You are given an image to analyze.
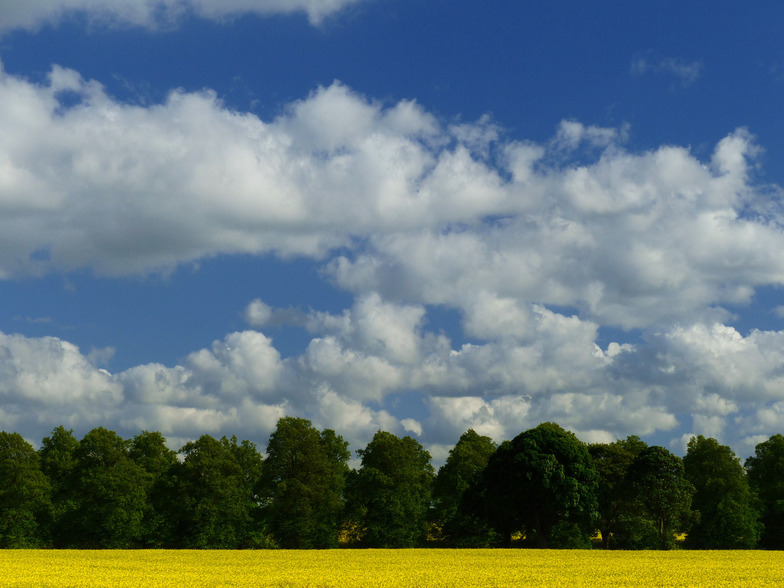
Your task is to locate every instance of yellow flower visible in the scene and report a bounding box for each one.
[2,549,783,587]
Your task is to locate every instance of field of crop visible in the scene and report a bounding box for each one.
[1,549,782,587]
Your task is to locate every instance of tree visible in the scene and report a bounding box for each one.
[351,431,434,547]
[259,417,350,548]
[37,426,79,546]
[745,433,784,548]
[683,435,760,549]
[473,422,598,548]
[589,436,648,549]
[128,430,179,547]
[0,432,51,547]
[626,445,695,549]
[432,429,497,546]
[68,427,149,548]
[172,434,264,548]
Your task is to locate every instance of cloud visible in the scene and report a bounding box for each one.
[6,65,784,338]
[0,0,370,32]
[6,304,784,458]
[5,67,784,457]
[631,54,703,87]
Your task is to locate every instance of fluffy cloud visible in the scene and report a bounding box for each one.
[5,64,784,336]
[328,129,784,332]
[5,306,784,458]
[5,66,784,457]
[0,0,368,32]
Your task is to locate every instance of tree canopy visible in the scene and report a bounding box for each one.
[350,430,434,547]
[589,436,648,549]
[0,432,50,547]
[472,422,598,548]
[745,433,784,549]
[683,435,761,549]
[626,445,696,549]
[0,423,779,550]
[432,429,497,546]
[259,417,350,548]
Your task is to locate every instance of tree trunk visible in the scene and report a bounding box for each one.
[601,527,611,549]
[535,514,548,548]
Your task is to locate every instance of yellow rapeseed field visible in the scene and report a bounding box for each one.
[1,549,782,587]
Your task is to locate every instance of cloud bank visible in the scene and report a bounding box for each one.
[3,64,784,456]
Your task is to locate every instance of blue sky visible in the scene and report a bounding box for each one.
[2,0,784,461]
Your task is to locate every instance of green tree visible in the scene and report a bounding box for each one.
[474,422,598,548]
[128,430,179,547]
[351,431,434,547]
[745,433,784,549]
[68,427,149,548]
[259,417,350,548]
[37,426,79,546]
[173,434,264,548]
[0,432,51,547]
[589,436,648,549]
[626,445,695,549]
[432,429,497,546]
[683,435,760,549]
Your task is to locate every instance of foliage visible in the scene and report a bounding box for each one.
[172,434,265,548]
[588,435,648,549]
[745,433,784,549]
[128,430,179,547]
[472,422,598,548]
[351,430,434,547]
[68,427,150,548]
[0,432,51,547]
[259,417,350,548]
[432,429,498,546]
[37,426,79,547]
[1,421,782,550]
[626,445,696,549]
[683,435,761,549]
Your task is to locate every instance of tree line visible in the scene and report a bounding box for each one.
[0,418,781,549]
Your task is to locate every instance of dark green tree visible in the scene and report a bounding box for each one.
[683,435,760,549]
[0,432,51,547]
[37,426,79,546]
[172,434,264,548]
[432,429,497,546]
[68,427,149,548]
[626,445,695,549]
[259,417,350,548]
[745,433,784,549]
[473,422,598,548]
[589,435,648,549]
[351,431,434,547]
[128,430,179,547]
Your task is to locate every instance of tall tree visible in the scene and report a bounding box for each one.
[173,434,264,548]
[745,433,784,549]
[38,426,79,546]
[626,445,695,549]
[683,435,760,549]
[0,432,51,547]
[351,431,434,547]
[473,422,598,548]
[128,430,178,547]
[68,427,149,548]
[589,436,648,549]
[259,417,350,548]
[432,429,497,546]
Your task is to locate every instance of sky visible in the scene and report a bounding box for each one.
[2,0,784,463]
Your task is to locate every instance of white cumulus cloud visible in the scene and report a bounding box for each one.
[4,69,784,457]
